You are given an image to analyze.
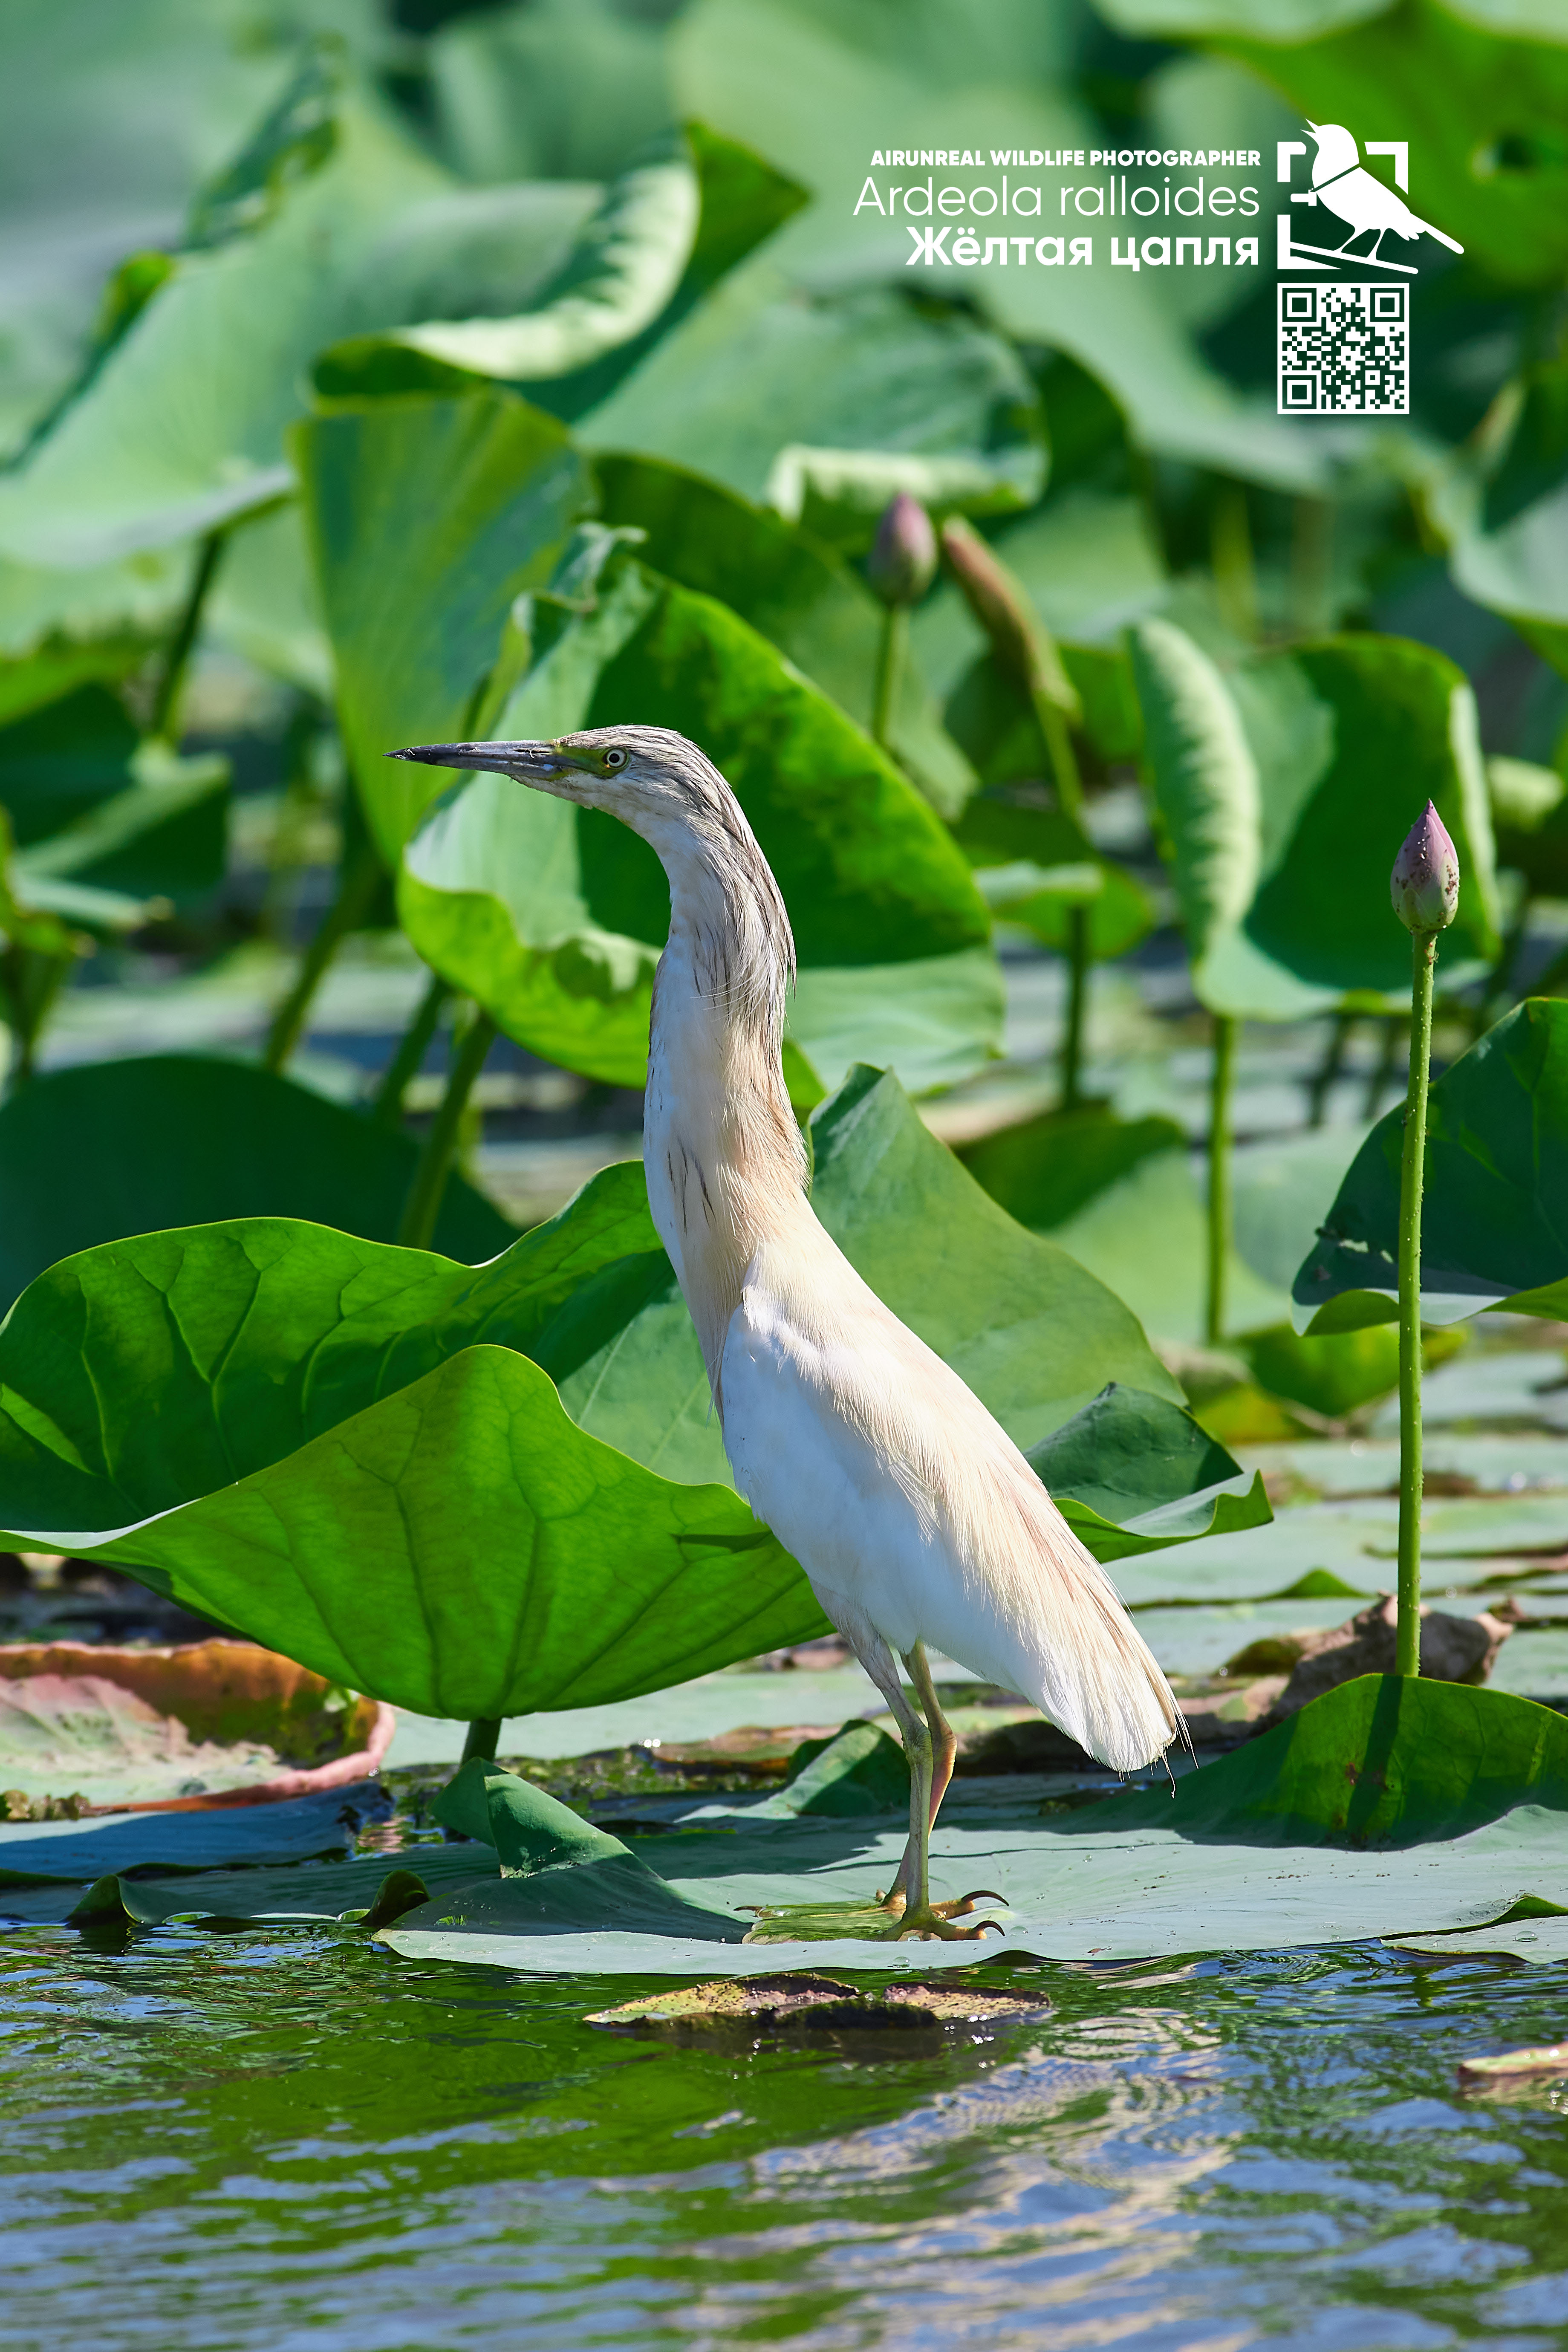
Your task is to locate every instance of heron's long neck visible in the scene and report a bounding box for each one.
[641,828,806,1404]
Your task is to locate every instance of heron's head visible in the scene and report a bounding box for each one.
[392,724,731,836]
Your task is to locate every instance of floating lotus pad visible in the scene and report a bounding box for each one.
[0,1639,394,1812]
[12,1682,1563,1973]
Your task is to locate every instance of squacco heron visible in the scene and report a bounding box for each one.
[395,728,1179,1939]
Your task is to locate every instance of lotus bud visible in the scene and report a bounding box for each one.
[867,493,937,609]
[940,514,1079,718]
[1390,801,1459,935]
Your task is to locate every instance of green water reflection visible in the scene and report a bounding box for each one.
[1,1929,1565,2347]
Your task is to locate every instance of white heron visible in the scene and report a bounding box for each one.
[394,728,1180,1939]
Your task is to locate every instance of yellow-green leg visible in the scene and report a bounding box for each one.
[742,1637,1005,1945]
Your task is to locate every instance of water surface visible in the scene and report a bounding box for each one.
[4,1927,1565,2347]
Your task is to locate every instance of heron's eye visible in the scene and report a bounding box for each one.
[603,748,628,770]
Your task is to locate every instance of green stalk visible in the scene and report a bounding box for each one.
[871,604,906,750]
[1032,688,1085,825]
[396,1009,497,1251]
[1363,1014,1406,1121]
[1033,686,1092,1107]
[1060,903,1090,1111]
[373,970,453,1127]
[1290,495,1333,640]
[462,1718,502,1763]
[1211,485,1258,643]
[262,835,383,1075]
[1396,932,1438,1677]
[1306,1010,1354,1128]
[1205,1012,1238,1347]
[147,528,228,744]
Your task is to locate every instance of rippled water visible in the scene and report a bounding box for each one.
[3,1928,1566,2349]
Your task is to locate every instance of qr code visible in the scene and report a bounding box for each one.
[1277,282,1408,415]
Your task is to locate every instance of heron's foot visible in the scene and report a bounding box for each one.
[740,1890,1007,1946]
[887,1891,1008,1943]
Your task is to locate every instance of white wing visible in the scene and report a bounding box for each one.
[719,1220,1178,1773]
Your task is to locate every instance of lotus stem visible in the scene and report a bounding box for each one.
[1305,1010,1354,1128]
[262,835,384,1074]
[1211,485,1258,642]
[462,1718,502,1763]
[1032,688,1085,827]
[871,604,906,750]
[1397,931,1437,1677]
[1363,1014,1406,1121]
[1205,1012,1237,1346]
[1290,494,1332,639]
[147,527,228,745]
[1060,904,1090,1111]
[396,1007,497,1251]
[1033,686,1092,1107]
[374,970,453,1126]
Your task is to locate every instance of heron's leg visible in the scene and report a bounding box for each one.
[853,1647,931,1914]
[904,1641,957,1835]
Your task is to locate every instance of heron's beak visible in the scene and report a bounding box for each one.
[390,740,573,783]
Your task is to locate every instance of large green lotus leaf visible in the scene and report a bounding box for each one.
[594,453,972,816]
[294,391,591,861]
[958,1103,1292,1346]
[953,794,1154,963]
[0,1346,822,1719]
[0,546,191,723]
[784,952,1004,1100]
[0,692,230,907]
[0,0,387,454]
[0,1054,513,1314]
[206,501,334,699]
[429,0,674,183]
[671,0,1324,494]
[1141,634,1502,1020]
[577,262,1044,523]
[398,557,997,1089]
[1214,0,1568,290]
[318,125,809,427]
[374,1679,1568,1973]
[0,72,460,567]
[356,137,700,386]
[0,1163,657,1534]
[1025,1382,1270,1561]
[1131,617,1260,965]
[1294,997,1568,1334]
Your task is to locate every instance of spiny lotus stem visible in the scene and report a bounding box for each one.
[867,493,937,610]
[1392,800,1459,1679]
[1391,801,1459,936]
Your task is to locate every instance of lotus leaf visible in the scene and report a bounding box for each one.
[0,66,456,566]
[594,453,971,815]
[1294,997,1568,1332]
[578,266,1044,527]
[0,1053,513,1312]
[295,390,590,860]
[1134,626,1500,1018]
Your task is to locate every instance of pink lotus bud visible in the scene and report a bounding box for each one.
[1391,801,1459,934]
[867,493,937,608]
[940,516,1077,718]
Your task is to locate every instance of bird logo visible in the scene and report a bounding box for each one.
[1297,122,1464,265]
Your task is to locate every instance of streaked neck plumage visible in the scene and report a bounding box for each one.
[638,796,808,1406]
